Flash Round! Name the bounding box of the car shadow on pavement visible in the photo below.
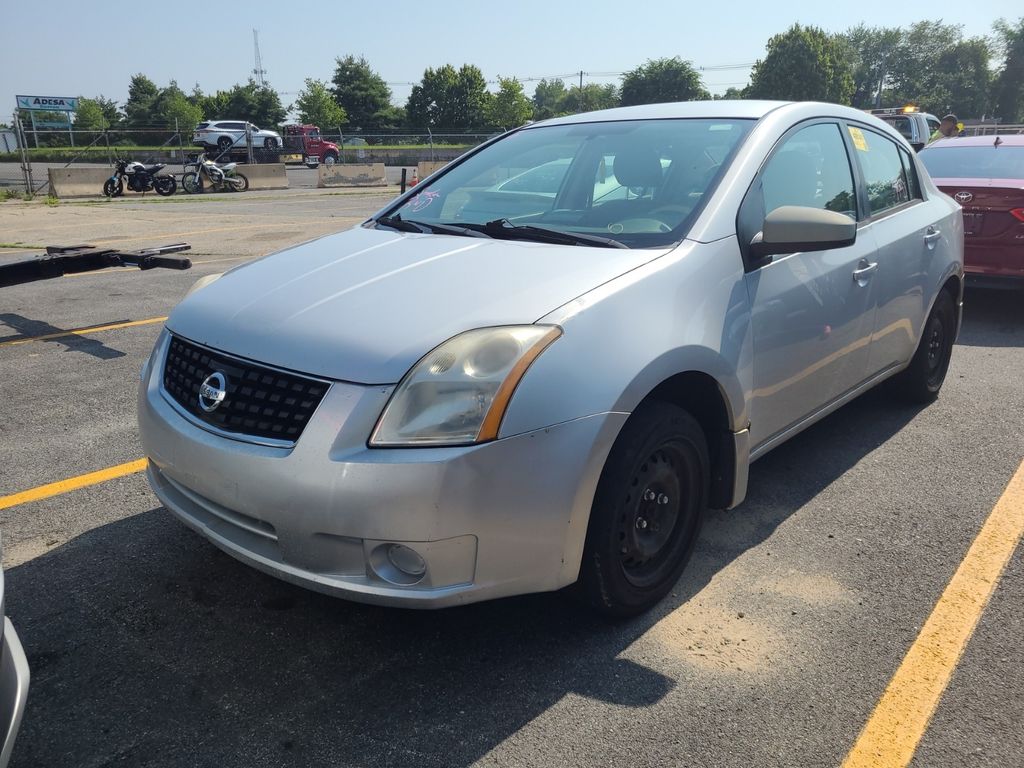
[5,387,928,768]
[956,287,1024,348]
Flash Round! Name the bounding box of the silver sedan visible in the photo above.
[139,101,962,617]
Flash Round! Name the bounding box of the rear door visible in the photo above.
[741,120,879,449]
[846,124,949,373]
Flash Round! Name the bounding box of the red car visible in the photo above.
[919,134,1024,285]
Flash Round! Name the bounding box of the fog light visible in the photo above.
[387,544,426,577]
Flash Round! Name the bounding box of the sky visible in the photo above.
[0,0,1019,120]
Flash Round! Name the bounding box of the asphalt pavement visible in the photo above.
[0,192,1021,767]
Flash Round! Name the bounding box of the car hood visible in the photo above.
[166,227,667,383]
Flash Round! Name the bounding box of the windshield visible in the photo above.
[383,118,753,248]
[920,145,1024,180]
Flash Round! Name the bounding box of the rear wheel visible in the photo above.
[891,289,956,403]
[216,136,232,151]
[181,173,202,194]
[229,172,249,192]
[154,175,176,196]
[102,178,123,197]
[578,401,708,618]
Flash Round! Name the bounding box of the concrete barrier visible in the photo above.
[48,166,109,198]
[318,163,387,187]
[417,161,449,179]
[243,163,288,190]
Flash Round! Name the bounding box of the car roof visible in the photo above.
[529,100,900,130]
[924,135,1024,148]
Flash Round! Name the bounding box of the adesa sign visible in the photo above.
[16,95,79,112]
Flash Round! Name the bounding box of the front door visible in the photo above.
[742,121,879,449]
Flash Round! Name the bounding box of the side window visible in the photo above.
[761,122,857,217]
[926,118,940,138]
[850,127,912,215]
[898,148,922,200]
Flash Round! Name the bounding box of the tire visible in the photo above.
[263,137,278,149]
[892,289,956,403]
[102,178,123,198]
[578,401,709,618]
[229,173,249,192]
[181,173,203,194]
[323,152,338,166]
[154,175,176,196]
[216,136,233,151]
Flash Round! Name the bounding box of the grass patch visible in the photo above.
[0,242,44,249]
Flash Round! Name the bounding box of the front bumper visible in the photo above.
[0,618,29,768]
[139,332,626,608]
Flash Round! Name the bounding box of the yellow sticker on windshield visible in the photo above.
[848,126,869,152]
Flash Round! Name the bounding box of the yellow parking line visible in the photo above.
[0,459,148,512]
[842,458,1024,768]
[0,316,166,347]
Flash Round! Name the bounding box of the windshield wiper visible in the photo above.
[376,215,490,238]
[482,219,628,249]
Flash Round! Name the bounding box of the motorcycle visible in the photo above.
[103,158,177,197]
[181,153,249,194]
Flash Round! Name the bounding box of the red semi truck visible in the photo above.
[282,124,341,167]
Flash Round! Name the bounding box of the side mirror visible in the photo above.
[750,206,856,263]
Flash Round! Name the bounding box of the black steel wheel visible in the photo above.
[578,401,708,618]
[216,136,233,151]
[892,289,956,403]
[263,137,278,149]
[154,175,176,196]
[102,178,123,198]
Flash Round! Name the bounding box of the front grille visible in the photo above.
[162,335,329,444]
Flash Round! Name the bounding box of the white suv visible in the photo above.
[193,121,282,152]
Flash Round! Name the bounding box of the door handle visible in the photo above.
[924,227,942,242]
[852,260,878,283]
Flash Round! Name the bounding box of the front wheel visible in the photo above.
[228,173,249,192]
[181,173,203,194]
[323,152,338,166]
[103,178,123,197]
[263,137,278,149]
[891,289,956,403]
[578,401,709,618]
[154,175,176,196]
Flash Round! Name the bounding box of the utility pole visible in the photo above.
[252,29,267,87]
[579,70,585,113]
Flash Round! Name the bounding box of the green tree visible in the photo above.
[406,64,491,131]
[199,81,286,127]
[620,57,709,106]
[486,77,533,130]
[532,78,569,120]
[152,82,204,134]
[123,73,159,130]
[839,24,903,108]
[716,87,746,100]
[295,78,347,129]
[886,21,967,111]
[747,24,854,103]
[568,83,619,113]
[331,55,394,130]
[73,98,113,131]
[992,17,1024,123]
[934,39,992,118]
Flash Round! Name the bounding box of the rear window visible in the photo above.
[919,145,1024,180]
[880,116,913,141]
[195,122,209,129]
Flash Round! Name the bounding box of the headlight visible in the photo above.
[370,325,561,447]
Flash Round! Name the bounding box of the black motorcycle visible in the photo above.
[103,159,177,197]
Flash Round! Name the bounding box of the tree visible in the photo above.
[716,87,746,100]
[73,98,113,131]
[152,82,204,134]
[839,24,903,108]
[199,81,286,127]
[992,17,1024,123]
[123,73,159,130]
[885,21,976,113]
[295,78,347,129]
[486,77,533,130]
[532,78,569,120]
[933,39,992,118]
[747,24,854,104]
[620,57,709,106]
[405,64,491,131]
[331,55,394,130]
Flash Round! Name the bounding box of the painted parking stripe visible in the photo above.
[842,458,1024,767]
[0,459,148,512]
[0,316,167,347]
